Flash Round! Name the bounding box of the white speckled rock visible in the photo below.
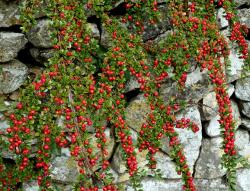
[125,94,150,132]
[153,152,181,179]
[205,115,221,137]
[161,106,202,174]
[231,99,241,126]
[0,32,27,62]
[54,129,114,176]
[195,137,226,179]
[205,100,241,137]
[29,48,54,64]
[241,117,250,131]
[236,168,250,191]
[52,183,74,191]
[194,179,229,191]
[50,155,79,183]
[234,0,250,6]
[227,84,235,97]
[89,128,115,164]
[0,0,20,27]
[0,59,28,94]
[235,77,250,101]
[0,113,9,132]
[235,129,249,150]
[111,145,148,174]
[226,48,246,82]
[125,76,140,92]
[27,19,53,48]
[202,84,234,120]
[238,8,250,28]
[23,181,39,191]
[23,180,74,191]
[235,129,250,162]
[217,8,229,29]
[160,68,212,103]
[86,23,100,39]
[240,101,250,118]
[126,178,183,191]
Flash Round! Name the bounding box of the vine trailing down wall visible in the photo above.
[0,0,249,191]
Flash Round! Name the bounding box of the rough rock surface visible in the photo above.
[160,68,212,103]
[161,106,202,174]
[125,94,150,131]
[240,101,250,118]
[51,129,114,178]
[126,178,183,191]
[0,113,9,132]
[236,168,250,191]
[140,5,171,41]
[0,32,28,62]
[57,113,107,133]
[50,155,79,183]
[23,181,73,191]
[202,91,218,120]
[30,48,54,63]
[27,19,53,48]
[217,8,229,29]
[23,181,39,191]
[125,76,140,92]
[202,84,234,120]
[0,59,28,94]
[194,179,229,191]
[235,129,250,161]
[1,139,38,159]
[194,137,226,179]
[153,152,181,179]
[205,115,221,137]
[232,100,242,127]
[89,128,115,168]
[87,23,100,39]
[241,117,250,131]
[238,8,250,28]
[235,77,250,101]
[52,184,74,191]
[205,100,241,137]
[234,0,250,6]
[226,48,246,82]
[0,0,20,27]
[112,146,148,174]
[1,1,250,191]
[101,22,126,49]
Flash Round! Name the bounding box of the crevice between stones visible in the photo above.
[17,42,42,67]
[246,28,250,41]
[108,142,119,165]
[108,2,127,16]
[143,29,171,43]
[220,25,229,31]
[192,136,203,178]
[108,127,120,164]
[201,121,210,138]
[0,25,23,33]
[237,3,250,9]
[125,89,141,103]
[87,15,102,41]
[221,174,228,185]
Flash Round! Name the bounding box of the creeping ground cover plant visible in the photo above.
[0,0,250,190]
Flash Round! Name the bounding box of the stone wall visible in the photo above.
[0,0,250,190]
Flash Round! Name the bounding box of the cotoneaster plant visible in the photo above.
[0,0,249,191]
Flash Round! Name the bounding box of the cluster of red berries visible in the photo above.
[1,0,249,190]
[230,22,249,59]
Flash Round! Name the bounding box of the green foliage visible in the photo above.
[0,0,249,191]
